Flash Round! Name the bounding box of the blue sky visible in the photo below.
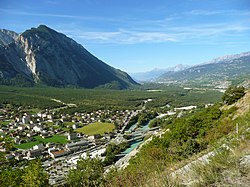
[0,0,249,73]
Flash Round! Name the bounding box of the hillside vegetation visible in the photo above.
[104,89,250,187]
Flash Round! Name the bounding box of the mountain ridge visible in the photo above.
[202,51,250,65]
[157,51,250,88]
[0,25,137,89]
[130,64,189,82]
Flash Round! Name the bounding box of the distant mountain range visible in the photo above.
[0,25,137,89]
[130,64,189,82]
[157,51,250,88]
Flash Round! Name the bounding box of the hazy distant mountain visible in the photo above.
[130,64,189,82]
[0,25,137,89]
[157,52,250,88]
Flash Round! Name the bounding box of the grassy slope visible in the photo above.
[75,122,115,135]
[155,91,250,186]
[105,90,250,187]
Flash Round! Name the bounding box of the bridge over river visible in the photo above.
[127,126,160,142]
[115,126,161,158]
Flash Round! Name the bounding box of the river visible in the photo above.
[122,121,150,154]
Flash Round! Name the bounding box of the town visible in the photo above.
[0,101,164,185]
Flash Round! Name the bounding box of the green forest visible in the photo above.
[0,85,222,112]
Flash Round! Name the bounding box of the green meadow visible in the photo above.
[75,122,115,135]
[15,135,68,149]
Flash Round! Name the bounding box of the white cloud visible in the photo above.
[64,21,250,45]
[73,30,178,44]
[1,7,249,45]
[187,9,227,16]
[171,23,250,36]
[184,9,250,17]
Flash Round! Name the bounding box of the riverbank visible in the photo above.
[114,128,169,169]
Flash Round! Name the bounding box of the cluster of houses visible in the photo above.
[0,105,139,185]
[0,105,135,162]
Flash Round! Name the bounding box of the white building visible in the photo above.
[33,144,44,150]
[33,125,42,132]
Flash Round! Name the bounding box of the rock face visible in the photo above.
[0,25,137,88]
[0,29,19,45]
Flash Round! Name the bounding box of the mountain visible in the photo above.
[157,52,250,88]
[130,64,189,82]
[0,29,19,46]
[0,25,137,89]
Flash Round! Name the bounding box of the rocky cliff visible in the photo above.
[0,25,137,88]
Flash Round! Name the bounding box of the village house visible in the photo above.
[72,124,78,130]
[33,144,44,150]
[22,116,29,124]
[49,149,69,159]
[40,131,51,139]
[88,134,102,141]
[65,140,88,150]
[67,133,77,141]
[12,151,24,161]
[27,132,37,138]
[33,125,43,132]
[27,145,45,159]
[18,125,25,131]
[47,114,53,120]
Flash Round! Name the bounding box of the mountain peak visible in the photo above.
[21,25,60,38]
[37,24,50,29]
[36,24,59,34]
[0,29,19,45]
[0,25,137,89]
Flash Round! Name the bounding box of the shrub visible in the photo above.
[222,86,245,105]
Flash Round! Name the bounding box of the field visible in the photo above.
[0,120,12,126]
[0,85,223,112]
[15,141,39,150]
[15,135,68,149]
[75,122,115,135]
